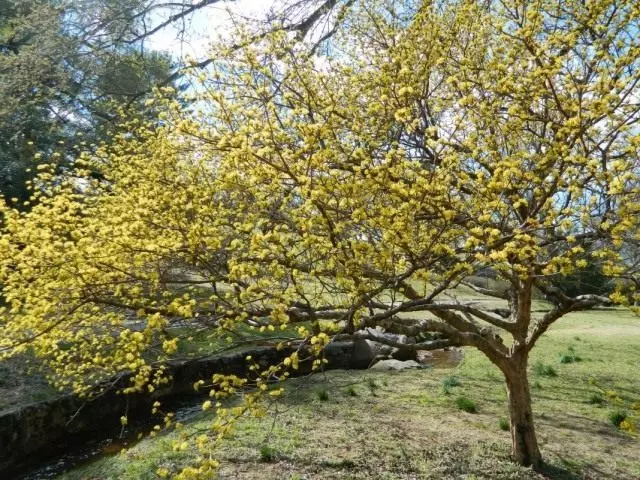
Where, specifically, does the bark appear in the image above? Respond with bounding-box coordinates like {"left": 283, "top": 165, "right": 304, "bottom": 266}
{"left": 504, "top": 361, "right": 542, "bottom": 469}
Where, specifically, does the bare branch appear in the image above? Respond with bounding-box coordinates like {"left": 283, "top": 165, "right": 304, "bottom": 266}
{"left": 461, "top": 281, "right": 509, "bottom": 300}
{"left": 527, "top": 294, "right": 612, "bottom": 349}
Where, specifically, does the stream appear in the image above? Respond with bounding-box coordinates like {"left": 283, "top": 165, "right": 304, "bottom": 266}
{"left": 12, "top": 348, "right": 463, "bottom": 479}
{"left": 14, "top": 395, "right": 205, "bottom": 480}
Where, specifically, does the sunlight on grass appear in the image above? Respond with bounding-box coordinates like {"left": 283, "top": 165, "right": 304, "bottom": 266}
{"left": 57, "top": 309, "right": 640, "bottom": 480}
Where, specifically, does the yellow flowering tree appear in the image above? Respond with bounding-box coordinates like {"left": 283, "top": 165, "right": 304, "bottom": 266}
{"left": 1, "top": 0, "right": 639, "bottom": 473}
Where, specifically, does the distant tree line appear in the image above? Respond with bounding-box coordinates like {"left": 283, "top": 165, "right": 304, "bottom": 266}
{"left": 0, "top": 0, "right": 352, "bottom": 207}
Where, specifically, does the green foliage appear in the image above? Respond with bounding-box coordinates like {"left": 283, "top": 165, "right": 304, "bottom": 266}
{"left": 442, "top": 375, "right": 461, "bottom": 395}
{"left": 559, "top": 346, "right": 582, "bottom": 364}
{"left": 1, "top": 0, "right": 639, "bottom": 475}
{"left": 499, "top": 417, "right": 510, "bottom": 431}
{"left": 259, "top": 444, "right": 277, "bottom": 463}
{"left": 316, "top": 389, "right": 329, "bottom": 401}
{"left": 608, "top": 410, "right": 628, "bottom": 428}
{"left": 559, "top": 353, "right": 582, "bottom": 364}
{"left": 0, "top": 0, "right": 178, "bottom": 206}
{"left": 551, "top": 263, "right": 613, "bottom": 298}
{"left": 533, "top": 362, "right": 557, "bottom": 378}
{"left": 345, "top": 386, "right": 358, "bottom": 397}
{"left": 455, "top": 396, "right": 477, "bottom": 413}
{"left": 587, "top": 393, "right": 605, "bottom": 406}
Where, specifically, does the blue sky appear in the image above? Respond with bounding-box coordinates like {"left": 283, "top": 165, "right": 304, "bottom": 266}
{"left": 146, "top": 0, "right": 276, "bottom": 60}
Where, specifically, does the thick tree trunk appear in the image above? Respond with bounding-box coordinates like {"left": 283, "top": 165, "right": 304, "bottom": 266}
{"left": 505, "top": 363, "right": 542, "bottom": 469}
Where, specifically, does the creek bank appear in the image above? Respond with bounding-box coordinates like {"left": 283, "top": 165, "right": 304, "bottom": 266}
{"left": 0, "top": 342, "right": 352, "bottom": 476}
{"left": 1, "top": 341, "right": 463, "bottom": 477}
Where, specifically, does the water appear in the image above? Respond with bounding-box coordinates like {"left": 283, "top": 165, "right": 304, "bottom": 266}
{"left": 15, "top": 439, "right": 119, "bottom": 480}
{"left": 13, "top": 350, "right": 463, "bottom": 479}
{"left": 13, "top": 396, "right": 206, "bottom": 480}
{"left": 417, "top": 348, "right": 464, "bottom": 368}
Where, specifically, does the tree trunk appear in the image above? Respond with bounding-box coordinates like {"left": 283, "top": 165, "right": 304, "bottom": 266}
{"left": 505, "top": 363, "right": 542, "bottom": 469}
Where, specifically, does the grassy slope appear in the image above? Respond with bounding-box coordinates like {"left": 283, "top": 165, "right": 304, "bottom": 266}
{"left": 59, "top": 309, "right": 640, "bottom": 480}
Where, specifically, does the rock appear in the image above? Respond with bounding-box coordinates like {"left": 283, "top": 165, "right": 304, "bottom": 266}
{"left": 351, "top": 328, "right": 419, "bottom": 367}
{"left": 390, "top": 346, "right": 417, "bottom": 362}
{"left": 323, "top": 341, "right": 354, "bottom": 367}
{"left": 416, "top": 350, "right": 433, "bottom": 364}
{"left": 369, "top": 359, "right": 420, "bottom": 371}
{"left": 351, "top": 338, "right": 392, "bottom": 369}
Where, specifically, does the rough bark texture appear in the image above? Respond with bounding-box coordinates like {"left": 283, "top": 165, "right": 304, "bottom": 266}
{"left": 505, "top": 363, "right": 542, "bottom": 468}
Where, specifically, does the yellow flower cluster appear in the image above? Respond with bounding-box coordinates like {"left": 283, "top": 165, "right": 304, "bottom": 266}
{"left": 0, "top": 0, "right": 638, "bottom": 477}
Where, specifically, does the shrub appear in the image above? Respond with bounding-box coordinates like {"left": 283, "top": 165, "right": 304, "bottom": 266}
{"left": 609, "top": 410, "right": 628, "bottom": 428}
{"left": 533, "top": 362, "right": 557, "bottom": 377}
{"left": 558, "top": 354, "right": 571, "bottom": 364}
{"left": 367, "top": 378, "right": 378, "bottom": 390}
{"left": 559, "top": 348, "right": 582, "bottom": 364}
{"left": 455, "top": 396, "right": 477, "bottom": 413}
{"left": 443, "top": 375, "right": 461, "bottom": 388}
{"left": 317, "top": 389, "right": 329, "bottom": 401}
{"left": 442, "top": 375, "right": 461, "bottom": 395}
{"left": 345, "top": 386, "right": 358, "bottom": 397}
{"left": 260, "top": 444, "right": 277, "bottom": 462}
{"left": 587, "top": 393, "right": 605, "bottom": 406}
{"left": 559, "top": 354, "right": 578, "bottom": 364}
{"left": 499, "top": 417, "right": 510, "bottom": 431}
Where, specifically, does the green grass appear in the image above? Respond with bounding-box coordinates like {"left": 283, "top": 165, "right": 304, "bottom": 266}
{"left": 455, "top": 396, "right": 477, "bottom": 413}
{"left": 260, "top": 444, "right": 278, "bottom": 463}
{"left": 442, "top": 375, "right": 461, "bottom": 395}
{"left": 345, "top": 386, "right": 358, "bottom": 397}
{"left": 609, "top": 409, "right": 628, "bottom": 428}
{"left": 317, "top": 388, "right": 330, "bottom": 401}
{"left": 587, "top": 392, "right": 606, "bottom": 406}
{"left": 499, "top": 417, "right": 510, "bottom": 431}
{"left": 166, "top": 322, "right": 304, "bottom": 359}
{"left": 58, "top": 308, "right": 640, "bottom": 480}
{"left": 532, "top": 362, "right": 558, "bottom": 378}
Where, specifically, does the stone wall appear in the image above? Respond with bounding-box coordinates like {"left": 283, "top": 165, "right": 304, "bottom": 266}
{"left": 0, "top": 341, "right": 356, "bottom": 476}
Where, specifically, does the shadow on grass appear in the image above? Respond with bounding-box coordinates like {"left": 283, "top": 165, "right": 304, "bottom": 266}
{"left": 538, "top": 462, "right": 581, "bottom": 480}
{"left": 537, "top": 413, "right": 631, "bottom": 442}
{"left": 542, "top": 457, "right": 636, "bottom": 480}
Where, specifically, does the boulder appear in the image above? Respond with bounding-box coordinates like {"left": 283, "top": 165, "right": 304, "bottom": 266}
{"left": 351, "top": 338, "right": 391, "bottom": 369}
{"left": 369, "top": 359, "right": 421, "bottom": 371}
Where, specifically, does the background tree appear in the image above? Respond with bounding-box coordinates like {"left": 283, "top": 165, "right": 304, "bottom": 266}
{"left": 0, "top": 0, "right": 182, "bottom": 206}
{"left": 0, "top": 0, "right": 638, "bottom": 476}
{"left": 0, "top": 0, "right": 353, "bottom": 207}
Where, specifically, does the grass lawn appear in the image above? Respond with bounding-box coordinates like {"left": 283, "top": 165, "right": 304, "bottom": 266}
{"left": 58, "top": 308, "right": 640, "bottom": 480}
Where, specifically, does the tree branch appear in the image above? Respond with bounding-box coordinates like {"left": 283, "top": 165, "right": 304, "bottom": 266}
{"left": 527, "top": 294, "right": 612, "bottom": 349}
